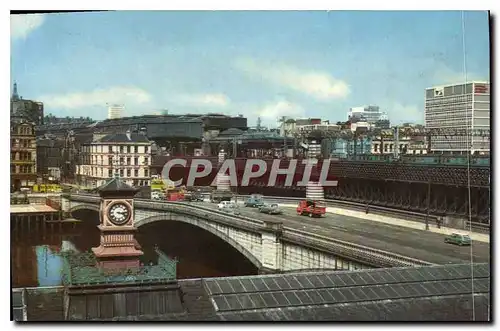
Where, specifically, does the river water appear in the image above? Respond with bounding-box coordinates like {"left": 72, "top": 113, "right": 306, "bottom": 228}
{"left": 11, "top": 216, "right": 258, "bottom": 288}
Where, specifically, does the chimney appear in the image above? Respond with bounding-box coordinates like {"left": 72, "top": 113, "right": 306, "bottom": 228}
{"left": 126, "top": 130, "right": 131, "bottom": 141}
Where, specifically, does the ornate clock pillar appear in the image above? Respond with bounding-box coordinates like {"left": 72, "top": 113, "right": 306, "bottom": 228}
{"left": 92, "top": 174, "right": 143, "bottom": 270}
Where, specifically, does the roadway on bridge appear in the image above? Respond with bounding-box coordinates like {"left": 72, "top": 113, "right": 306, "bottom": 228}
{"left": 193, "top": 202, "right": 490, "bottom": 265}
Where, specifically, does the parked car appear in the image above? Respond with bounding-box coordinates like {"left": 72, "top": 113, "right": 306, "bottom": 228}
{"left": 444, "top": 233, "right": 472, "bottom": 246}
{"left": 258, "top": 203, "right": 283, "bottom": 215}
{"left": 244, "top": 194, "right": 265, "bottom": 208}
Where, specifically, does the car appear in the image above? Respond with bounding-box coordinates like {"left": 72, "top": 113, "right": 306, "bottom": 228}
{"left": 258, "top": 203, "right": 283, "bottom": 215}
{"left": 244, "top": 194, "right": 265, "bottom": 208}
{"left": 222, "top": 204, "right": 241, "bottom": 215}
{"left": 444, "top": 233, "right": 472, "bottom": 246}
{"left": 218, "top": 201, "right": 234, "bottom": 210}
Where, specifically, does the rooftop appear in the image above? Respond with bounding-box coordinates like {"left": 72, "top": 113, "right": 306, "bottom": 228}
{"left": 204, "top": 263, "right": 489, "bottom": 321}
{"left": 96, "top": 132, "right": 150, "bottom": 144}
{"left": 426, "top": 81, "right": 490, "bottom": 90}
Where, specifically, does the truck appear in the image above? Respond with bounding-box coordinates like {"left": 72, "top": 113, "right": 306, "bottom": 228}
{"left": 296, "top": 199, "right": 326, "bottom": 217}
{"left": 210, "top": 190, "right": 233, "bottom": 203}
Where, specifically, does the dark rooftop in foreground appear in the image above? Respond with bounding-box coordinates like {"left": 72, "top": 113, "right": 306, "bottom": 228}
{"left": 207, "top": 263, "right": 490, "bottom": 321}
{"left": 12, "top": 263, "right": 490, "bottom": 321}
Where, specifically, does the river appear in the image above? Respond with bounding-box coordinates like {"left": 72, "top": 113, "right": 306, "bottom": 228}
{"left": 11, "top": 216, "right": 258, "bottom": 288}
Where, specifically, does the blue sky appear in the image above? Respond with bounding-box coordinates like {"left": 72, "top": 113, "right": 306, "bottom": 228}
{"left": 10, "top": 11, "right": 490, "bottom": 126}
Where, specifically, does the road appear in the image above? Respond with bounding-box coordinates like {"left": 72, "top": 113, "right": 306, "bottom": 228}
{"left": 191, "top": 201, "right": 490, "bottom": 265}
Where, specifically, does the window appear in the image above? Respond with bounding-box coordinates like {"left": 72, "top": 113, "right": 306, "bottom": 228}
{"left": 127, "top": 146, "right": 131, "bottom": 153}
{"left": 126, "top": 157, "right": 131, "bottom": 165}
{"left": 426, "top": 89, "right": 434, "bottom": 99}
{"left": 444, "top": 86, "right": 453, "bottom": 96}
{"left": 120, "top": 146, "right": 124, "bottom": 153}
{"left": 466, "top": 83, "right": 473, "bottom": 94}
{"left": 108, "top": 169, "right": 113, "bottom": 177}
{"left": 119, "top": 169, "right": 124, "bottom": 177}
{"left": 108, "top": 156, "right": 113, "bottom": 166}
{"left": 100, "top": 155, "right": 103, "bottom": 164}
{"left": 144, "top": 157, "right": 149, "bottom": 165}
{"left": 134, "top": 157, "right": 138, "bottom": 165}
{"left": 145, "top": 146, "right": 149, "bottom": 153}
{"left": 120, "top": 157, "right": 124, "bottom": 165}
{"left": 134, "top": 169, "right": 138, "bottom": 177}
{"left": 127, "top": 169, "right": 131, "bottom": 177}
{"left": 144, "top": 169, "right": 149, "bottom": 177}
{"left": 454, "top": 84, "right": 464, "bottom": 95}
{"left": 134, "top": 146, "right": 138, "bottom": 153}
{"left": 108, "top": 145, "right": 112, "bottom": 153}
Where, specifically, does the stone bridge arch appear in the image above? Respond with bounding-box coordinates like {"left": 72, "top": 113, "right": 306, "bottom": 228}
{"left": 69, "top": 204, "right": 100, "bottom": 214}
{"left": 135, "top": 215, "right": 262, "bottom": 269}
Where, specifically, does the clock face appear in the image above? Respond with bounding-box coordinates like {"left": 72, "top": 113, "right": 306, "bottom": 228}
{"left": 107, "top": 202, "right": 131, "bottom": 225}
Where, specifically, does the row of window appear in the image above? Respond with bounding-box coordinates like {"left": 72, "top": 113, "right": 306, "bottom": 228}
{"left": 81, "top": 156, "right": 150, "bottom": 166}
{"left": 15, "top": 126, "right": 33, "bottom": 136}
{"left": 11, "top": 138, "right": 35, "bottom": 149}
{"left": 426, "top": 95, "right": 472, "bottom": 105}
{"left": 82, "top": 145, "right": 150, "bottom": 154}
{"left": 82, "top": 168, "right": 150, "bottom": 178}
{"left": 11, "top": 165, "right": 35, "bottom": 174}
{"left": 372, "top": 144, "right": 409, "bottom": 153}
{"left": 11, "top": 151, "right": 33, "bottom": 161}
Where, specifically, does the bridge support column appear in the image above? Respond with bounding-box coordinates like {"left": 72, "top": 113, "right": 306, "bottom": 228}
{"left": 260, "top": 220, "right": 283, "bottom": 273}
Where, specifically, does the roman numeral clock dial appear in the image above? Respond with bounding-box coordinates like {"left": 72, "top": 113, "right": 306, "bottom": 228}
{"left": 107, "top": 202, "right": 131, "bottom": 226}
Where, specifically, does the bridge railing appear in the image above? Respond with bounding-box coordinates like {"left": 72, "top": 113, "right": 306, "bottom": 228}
{"left": 65, "top": 193, "right": 432, "bottom": 268}
{"left": 283, "top": 227, "right": 433, "bottom": 268}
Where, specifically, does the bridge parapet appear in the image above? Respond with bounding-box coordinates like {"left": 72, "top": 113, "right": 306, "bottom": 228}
{"left": 62, "top": 194, "right": 433, "bottom": 272}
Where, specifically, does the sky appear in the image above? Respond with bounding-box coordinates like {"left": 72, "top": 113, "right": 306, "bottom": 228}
{"left": 10, "top": 10, "right": 490, "bottom": 126}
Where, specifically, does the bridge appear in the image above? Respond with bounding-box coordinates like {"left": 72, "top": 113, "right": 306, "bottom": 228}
{"left": 61, "top": 194, "right": 490, "bottom": 273}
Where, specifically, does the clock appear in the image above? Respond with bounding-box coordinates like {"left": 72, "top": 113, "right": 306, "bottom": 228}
{"left": 107, "top": 202, "right": 131, "bottom": 226}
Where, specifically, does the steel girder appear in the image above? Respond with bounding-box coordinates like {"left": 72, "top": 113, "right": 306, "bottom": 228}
{"left": 324, "top": 178, "right": 490, "bottom": 224}
{"left": 329, "top": 162, "right": 489, "bottom": 187}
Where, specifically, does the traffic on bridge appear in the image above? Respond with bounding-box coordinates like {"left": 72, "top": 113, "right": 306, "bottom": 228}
{"left": 187, "top": 198, "right": 490, "bottom": 265}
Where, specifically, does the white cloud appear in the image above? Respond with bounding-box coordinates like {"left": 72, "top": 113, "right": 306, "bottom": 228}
{"left": 255, "top": 100, "right": 305, "bottom": 121}
{"left": 432, "top": 65, "right": 489, "bottom": 86}
{"left": 38, "top": 86, "right": 152, "bottom": 110}
{"left": 386, "top": 102, "right": 423, "bottom": 125}
{"left": 10, "top": 14, "right": 45, "bottom": 40}
{"left": 174, "top": 93, "right": 230, "bottom": 107}
{"left": 234, "top": 58, "right": 350, "bottom": 100}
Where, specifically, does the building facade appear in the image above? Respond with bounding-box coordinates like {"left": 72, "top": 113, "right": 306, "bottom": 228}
{"left": 370, "top": 137, "right": 413, "bottom": 155}
{"left": 424, "top": 81, "right": 490, "bottom": 153}
{"left": 36, "top": 137, "right": 65, "bottom": 181}
{"left": 107, "top": 104, "right": 124, "bottom": 120}
{"left": 75, "top": 132, "right": 152, "bottom": 188}
{"left": 348, "top": 106, "right": 386, "bottom": 124}
{"left": 11, "top": 119, "right": 37, "bottom": 192}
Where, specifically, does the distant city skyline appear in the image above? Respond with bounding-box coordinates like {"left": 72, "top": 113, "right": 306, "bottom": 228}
{"left": 11, "top": 11, "right": 490, "bottom": 125}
